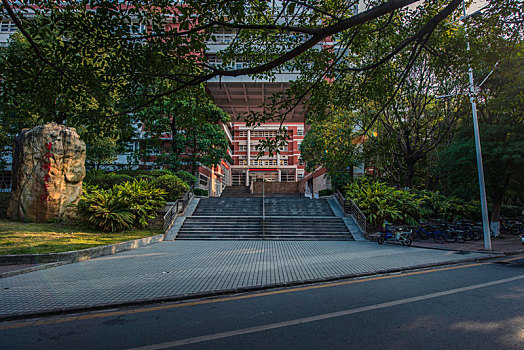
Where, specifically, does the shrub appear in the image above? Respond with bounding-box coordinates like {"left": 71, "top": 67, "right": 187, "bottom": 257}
{"left": 194, "top": 188, "right": 208, "bottom": 196}
{"left": 76, "top": 188, "right": 135, "bottom": 232}
{"left": 136, "top": 174, "right": 155, "bottom": 182}
{"left": 318, "top": 189, "right": 334, "bottom": 196}
{"left": 114, "top": 169, "right": 173, "bottom": 179}
{"left": 152, "top": 174, "right": 190, "bottom": 201}
{"left": 175, "top": 170, "right": 197, "bottom": 185}
{"left": 345, "top": 178, "right": 480, "bottom": 228}
{"left": 77, "top": 179, "right": 167, "bottom": 231}
{"left": 84, "top": 171, "right": 134, "bottom": 189}
{"left": 115, "top": 179, "right": 167, "bottom": 228}
{"left": 146, "top": 169, "right": 174, "bottom": 178}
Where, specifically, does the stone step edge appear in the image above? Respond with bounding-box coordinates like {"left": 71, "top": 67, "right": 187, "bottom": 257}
{"left": 188, "top": 215, "right": 340, "bottom": 219}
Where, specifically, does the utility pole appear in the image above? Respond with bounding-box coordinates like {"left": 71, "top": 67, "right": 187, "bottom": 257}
{"left": 462, "top": 1, "right": 492, "bottom": 250}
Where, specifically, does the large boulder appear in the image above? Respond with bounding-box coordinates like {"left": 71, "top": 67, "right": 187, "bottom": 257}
{"left": 7, "top": 123, "right": 86, "bottom": 221}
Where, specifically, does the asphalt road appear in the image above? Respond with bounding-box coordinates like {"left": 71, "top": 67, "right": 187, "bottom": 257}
{"left": 1, "top": 256, "right": 523, "bottom": 350}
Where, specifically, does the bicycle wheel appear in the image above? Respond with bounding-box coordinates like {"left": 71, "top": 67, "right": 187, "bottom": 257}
{"left": 412, "top": 231, "right": 422, "bottom": 242}
{"left": 434, "top": 234, "right": 445, "bottom": 244}
{"left": 402, "top": 237, "right": 413, "bottom": 246}
{"left": 378, "top": 236, "right": 385, "bottom": 244}
{"left": 444, "top": 232, "right": 457, "bottom": 243}
{"left": 471, "top": 230, "right": 481, "bottom": 240}
{"left": 456, "top": 234, "right": 465, "bottom": 243}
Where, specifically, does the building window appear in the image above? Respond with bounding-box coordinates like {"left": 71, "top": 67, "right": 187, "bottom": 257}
{"left": 199, "top": 174, "right": 208, "bottom": 188}
{"left": 238, "top": 144, "right": 248, "bottom": 152}
{"left": 124, "top": 142, "right": 138, "bottom": 154}
{"left": 281, "top": 172, "right": 295, "bottom": 182}
{"left": 297, "top": 127, "right": 304, "bottom": 136}
{"left": 238, "top": 131, "right": 248, "bottom": 138}
{"left": 209, "top": 27, "right": 238, "bottom": 44}
{"left": 0, "top": 21, "right": 16, "bottom": 33}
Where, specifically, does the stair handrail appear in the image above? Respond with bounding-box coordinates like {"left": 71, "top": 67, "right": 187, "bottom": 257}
{"left": 163, "top": 184, "right": 195, "bottom": 233}
{"left": 262, "top": 180, "right": 265, "bottom": 238}
{"left": 336, "top": 189, "right": 366, "bottom": 234}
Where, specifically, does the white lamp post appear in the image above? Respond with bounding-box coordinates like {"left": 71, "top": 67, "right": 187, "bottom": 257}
{"left": 437, "top": 1, "right": 492, "bottom": 250}
{"left": 461, "top": 1, "right": 492, "bottom": 250}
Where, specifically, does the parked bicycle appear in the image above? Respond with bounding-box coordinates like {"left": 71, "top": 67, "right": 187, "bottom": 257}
{"left": 411, "top": 222, "right": 464, "bottom": 244}
{"left": 501, "top": 217, "right": 523, "bottom": 236}
{"left": 377, "top": 222, "right": 412, "bottom": 246}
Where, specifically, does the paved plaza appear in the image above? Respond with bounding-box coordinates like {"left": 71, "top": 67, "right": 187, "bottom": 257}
{"left": 0, "top": 240, "right": 497, "bottom": 319}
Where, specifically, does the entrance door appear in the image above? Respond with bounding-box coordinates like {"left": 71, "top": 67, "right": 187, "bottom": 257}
{"left": 249, "top": 172, "right": 278, "bottom": 182}
{"left": 232, "top": 171, "right": 246, "bottom": 186}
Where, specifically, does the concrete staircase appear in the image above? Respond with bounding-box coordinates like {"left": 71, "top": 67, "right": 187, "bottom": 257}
{"left": 264, "top": 198, "right": 334, "bottom": 216}
{"left": 192, "top": 197, "right": 262, "bottom": 216}
{"left": 220, "top": 186, "right": 251, "bottom": 197}
{"left": 177, "top": 197, "right": 354, "bottom": 241}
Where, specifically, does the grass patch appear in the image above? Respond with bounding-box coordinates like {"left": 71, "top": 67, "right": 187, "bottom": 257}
{"left": 0, "top": 219, "right": 162, "bottom": 255}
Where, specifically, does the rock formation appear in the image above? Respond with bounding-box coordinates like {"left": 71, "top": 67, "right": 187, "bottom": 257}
{"left": 7, "top": 123, "right": 86, "bottom": 221}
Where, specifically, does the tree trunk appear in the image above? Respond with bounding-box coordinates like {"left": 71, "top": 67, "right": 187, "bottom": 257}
{"left": 170, "top": 114, "right": 181, "bottom": 171}
{"left": 490, "top": 173, "right": 511, "bottom": 237}
{"left": 191, "top": 130, "right": 197, "bottom": 175}
{"left": 405, "top": 159, "right": 416, "bottom": 188}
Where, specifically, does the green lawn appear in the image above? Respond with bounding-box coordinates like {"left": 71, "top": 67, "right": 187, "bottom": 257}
{"left": 0, "top": 219, "right": 162, "bottom": 255}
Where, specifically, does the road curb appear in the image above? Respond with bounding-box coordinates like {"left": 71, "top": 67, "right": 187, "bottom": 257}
{"left": 0, "top": 234, "right": 165, "bottom": 278}
{"left": 0, "top": 253, "right": 504, "bottom": 322}
{"left": 404, "top": 242, "right": 524, "bottom": 256}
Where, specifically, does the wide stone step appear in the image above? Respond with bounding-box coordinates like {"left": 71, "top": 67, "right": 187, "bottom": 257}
{"left": 180, "top": 230, "right": 349, "bottom": 235}
{"left": 177, "top": 235, "right": 354, "bottom": 241}
{"left": 179, "top": 223, "right": 349, "bottom": 230}
{"left": 179, "top": 228, "right": 349, "bottom": 234}
{"left": 181, "top": 224, "right": 347, "bottom": 229}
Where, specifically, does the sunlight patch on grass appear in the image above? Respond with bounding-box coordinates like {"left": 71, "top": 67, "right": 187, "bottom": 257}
{"left": 0, "top": 219, "right": 161, "bottom": 255}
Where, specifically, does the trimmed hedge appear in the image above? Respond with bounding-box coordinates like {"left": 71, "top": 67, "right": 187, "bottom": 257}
{"left": 175, "top": 170, "right": 197, "bottom": 185}
{"left": 152, "top": 174, "right": 190, "bottom": 201}
{"left": 318, "top": 189, "right": 334, "bottom": 196}
{"left": 84, "top": 169, "right": 195, "bottom": 191}
{"left": 84, "top": 171, "right": 134, "bottom": 190}
{"left": 194, "top": 188, "right": 208, "bottom": 196}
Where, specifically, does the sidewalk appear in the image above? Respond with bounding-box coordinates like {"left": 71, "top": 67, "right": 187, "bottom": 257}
{"left": 410, "top": 235, "right": 524, "bottom": 254}
{"left": 0, "top": 240, "right": 501, "bottom": 320}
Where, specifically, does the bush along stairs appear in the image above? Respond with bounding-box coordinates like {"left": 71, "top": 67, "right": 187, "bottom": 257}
{"left": 177, "top": 194, "right": 354, "bottom": 241}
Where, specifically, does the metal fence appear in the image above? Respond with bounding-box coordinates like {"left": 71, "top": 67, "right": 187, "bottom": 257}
{"left": 336, "top": 190, "right": 367, "bottom": 234}
{"left": 163, "top": 185, "right": 194, "bottom": 233}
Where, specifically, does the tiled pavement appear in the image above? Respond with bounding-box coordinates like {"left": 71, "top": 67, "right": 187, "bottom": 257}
{"left": 411, "top": 235, "right": 524, "bottom": 254}
{"left": 0, "top": 240, "right": 498, "bottom": 319}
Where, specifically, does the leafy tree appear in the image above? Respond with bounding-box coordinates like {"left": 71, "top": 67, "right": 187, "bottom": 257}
{"left": 0, "top": 0, "right": 469, "bottom": 127}
{"left": 139, "top": 85, "right": 232, "bottom": 173}
{"left": 85, "top": 135, "right": 121, "bottom": 170}
{"left": 0, "top": 18, "right": 134, "bottom": 165}
{"left": 370, "top": 53, "right": 464, "bottom": 188}
{"left": 435, "top": 43, "right": 524, "bottom": 233}
{"left": 300, "top": 113, "right": 360, "bottom": 187}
